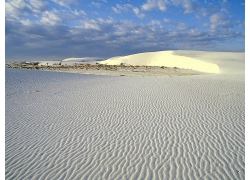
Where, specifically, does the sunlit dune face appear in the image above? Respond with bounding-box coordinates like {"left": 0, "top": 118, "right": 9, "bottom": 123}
{"left": 101, "top": 51, "right": 221, "bottom": 74}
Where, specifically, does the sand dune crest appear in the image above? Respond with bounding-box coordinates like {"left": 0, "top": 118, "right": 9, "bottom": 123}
{"left": 100, "top": 51, "right": 220, "bottom": 74}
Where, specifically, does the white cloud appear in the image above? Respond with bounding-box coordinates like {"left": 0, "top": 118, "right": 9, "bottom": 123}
{"left": 83, "top": 20, "right": 101, "bottom": 31}
{"left": 163, "top": 18, "right": 190, "bottom": 31}
{"left": 210, "top": 13, "right": 222, "bottom": 30}
{"left": 189, "top": 29, "right": 201, "bottom": 36}
{"left": 210, "top": 13, "right": 233, "bottom": 32}
{"left": 29, "top": 0, "right": 48, "bottom": 13}
{"left": 98, "top": 18, "right": 114, "bottom": 24}
{"left": 182, "top": 0, "right": 196, "bottom": 13}
{"left": 52, "top": 0, "right": 77, "bottom": 8}
{"left": 40, "top": 10, "right": 62, "bottom": 25}
{"left": 112, "top": 4, "right": 121, "bottom": 14}
{"left": 164, "top": 18, "right": 171, "bottom": 23}
{"left": 20, "top": 19, "right": 33, "bottom": 26}
{"left": 142, "top": 0, "right": 169, "bottom": 12}
{"left": 176, "top": 22, "right": 189, "bottom": 31}
{"left": 113, "top": 20, "right": 137, "bottom": 36}
{"left": 141, "top": 0, "right": 197, "bottom": 13}
{"left": 147, "top": 20, "right": 163, "bottom": 31}
{"left": 112, "top": 4, "right": 145, "bottom": 18}
{"left": 171, "top": 0, "right": 197, "bottom": 14}
{"left": 148, "top": 20, "right": 161, "bottom": 26}
{"left": 5, "top": 0, "right": 48, "bottom": 20}
{"left": 5, "top": 0, "right": 27, "bottom": 20}
{"left": 111, "top": 7, "right": 119, "bottom": 13}
{"left": 73, "top": 9, "right": 86, "bottom": 16}
{"left": 132, "top": 7, "right": 145, "bottom": 18}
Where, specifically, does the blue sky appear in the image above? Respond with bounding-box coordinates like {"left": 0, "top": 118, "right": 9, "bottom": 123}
{"left": 5, "top": 0, "right": 245, "bottom": 62}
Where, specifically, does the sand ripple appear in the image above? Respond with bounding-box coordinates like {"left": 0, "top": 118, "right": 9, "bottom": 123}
{"left": 5, "top": 69, "right": 244, "bottom": 179}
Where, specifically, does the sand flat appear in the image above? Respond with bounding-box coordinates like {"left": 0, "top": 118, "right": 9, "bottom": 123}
{"left": 5, "top": 50, "right": 245, "bottom": 179}
{"left": 6, "top": 71, "right": 244, "bottom": 179}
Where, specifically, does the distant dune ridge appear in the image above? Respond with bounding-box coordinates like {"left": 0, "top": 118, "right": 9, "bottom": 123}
{"left": 99, "top": 51, "right": 221, "bottom": 74}
{"left": 99, "top": 50, "right": 244, "bottom": 74}
{"left": 62, "top": 57, "right": 103, "bottom": 62}
{"left": 37, "top": 50, "right": 244, "bottom": 75}
{"left": 5, "top": 50, "right": 245, "bottom": 179}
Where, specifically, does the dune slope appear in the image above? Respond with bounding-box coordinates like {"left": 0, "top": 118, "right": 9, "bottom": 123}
{"left": 100, "top": 51, "right": 221, "bottom": 74}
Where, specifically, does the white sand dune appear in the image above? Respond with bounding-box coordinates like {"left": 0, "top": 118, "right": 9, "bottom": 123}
{"left": 62, "top": 57, "right": 87, "bottom": 62}
{"left": 100, "top": 51, "right": 221, "bottom": 74}
{"left": 99, "top": 50, "right": 244, "bottom": 75}
{"left": 36, "top": 50, "right": 244, "bottom": 77}
{"left": 172, "top": 50, "right": 245, "bottom": 75}
{"left": 62, "top": 57, "right": 103, "bottom": 62}
{"left": 38, "top": 57, "right": 103, "bottom": 66}
{"left": 5, "top": 50, "right": 245, "bottom": 179}
{"left": 39, "top": 57, "right": 102, "bottom": 66}
{"left": 37, "top": 50, "right": 244, "bottom": 75}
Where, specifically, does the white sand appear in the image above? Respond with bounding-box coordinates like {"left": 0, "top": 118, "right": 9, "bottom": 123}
{"left": 100, "top": 51, "right": 221, "bottom": 74}
{"left": 37, "top": 50, "right": 244, "bottom": 76}
{"left": 5, "top": 50, "right": 245, "bottom": 179}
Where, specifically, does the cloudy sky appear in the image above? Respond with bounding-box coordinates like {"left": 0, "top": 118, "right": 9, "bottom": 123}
{"left": 5, "top": 0, "right": 245, "bottom": 62}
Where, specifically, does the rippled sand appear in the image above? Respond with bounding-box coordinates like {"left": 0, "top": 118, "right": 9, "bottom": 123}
{"left": 5, "top": 69, "right": 244, "bottom": 179}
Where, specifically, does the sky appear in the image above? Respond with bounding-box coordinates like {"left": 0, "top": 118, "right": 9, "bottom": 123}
{"left": 5, "top": 0, "right": 245, "bottom": 62}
